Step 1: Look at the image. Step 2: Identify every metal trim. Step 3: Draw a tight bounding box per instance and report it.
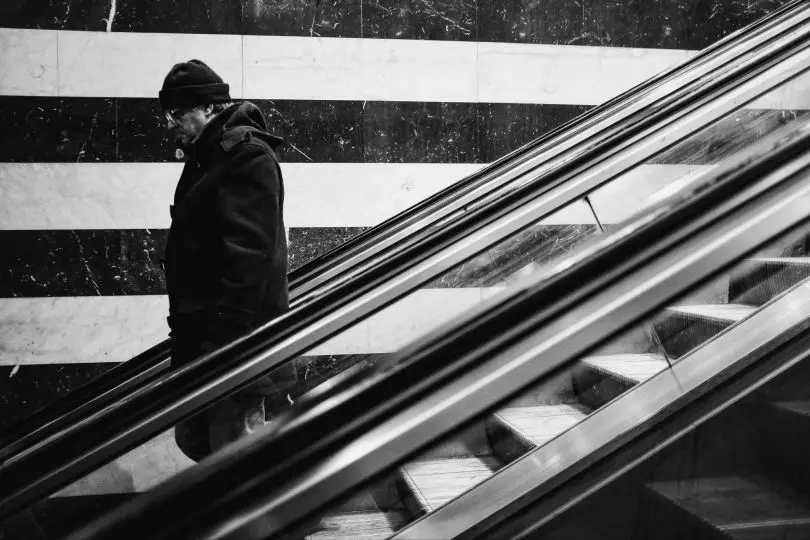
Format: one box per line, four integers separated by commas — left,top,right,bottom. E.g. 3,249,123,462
8,5,802,468
8,17,810,523
199,151,810,539
11,41,810,519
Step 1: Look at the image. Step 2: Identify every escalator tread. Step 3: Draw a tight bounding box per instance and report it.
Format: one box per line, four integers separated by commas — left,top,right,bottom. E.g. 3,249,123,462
307,510,406,540
401,456,499,511
748,257,810,263
582,354,669,384
495,404,587,446
667,304,755,322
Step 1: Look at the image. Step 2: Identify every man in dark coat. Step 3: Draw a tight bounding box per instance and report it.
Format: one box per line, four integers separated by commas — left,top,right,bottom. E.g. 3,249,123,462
159,59,297,461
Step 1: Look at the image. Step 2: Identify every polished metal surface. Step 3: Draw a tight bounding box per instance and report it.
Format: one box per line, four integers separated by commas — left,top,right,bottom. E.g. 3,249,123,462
287,5,810,302
10,53,810,518
8,9,810,521
395,281,810,539
198,153,810,539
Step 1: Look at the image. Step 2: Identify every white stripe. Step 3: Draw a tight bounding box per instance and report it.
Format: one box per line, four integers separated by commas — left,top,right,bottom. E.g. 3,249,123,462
0,163,480,229
0,289,495,366
1,28,694,105
0,163,707,230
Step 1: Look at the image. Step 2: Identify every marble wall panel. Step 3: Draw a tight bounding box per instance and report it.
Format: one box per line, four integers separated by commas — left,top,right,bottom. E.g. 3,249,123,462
0,0,790,52
0,29,58,96
0,227,389,297
0,162,481,230
0,97,589,163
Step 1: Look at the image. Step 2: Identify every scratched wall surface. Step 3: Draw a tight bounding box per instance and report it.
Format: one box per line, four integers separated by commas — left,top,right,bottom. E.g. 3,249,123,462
0,0,790,428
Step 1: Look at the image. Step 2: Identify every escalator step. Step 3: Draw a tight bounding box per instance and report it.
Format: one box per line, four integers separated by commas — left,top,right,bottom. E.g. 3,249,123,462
307,510,406,540
646,475,810,539
494,404,587,446
582,354,669,385
665,304,753,323
654,304,754,359
572,353,668,410
401,456,499,511
729,257,810,306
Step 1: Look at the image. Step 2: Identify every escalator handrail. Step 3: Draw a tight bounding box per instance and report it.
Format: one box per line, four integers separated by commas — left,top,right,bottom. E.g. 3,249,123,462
67,102,810,540
2,13,809,520
3,0,804,467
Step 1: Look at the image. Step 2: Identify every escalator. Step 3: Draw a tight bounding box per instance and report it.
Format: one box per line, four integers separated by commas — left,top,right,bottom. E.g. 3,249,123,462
5,0,807,458
66,72,810,540
3,2,810,539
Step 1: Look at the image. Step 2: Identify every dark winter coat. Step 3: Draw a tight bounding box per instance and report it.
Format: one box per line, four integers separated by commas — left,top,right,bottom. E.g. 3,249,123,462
164,101,294,392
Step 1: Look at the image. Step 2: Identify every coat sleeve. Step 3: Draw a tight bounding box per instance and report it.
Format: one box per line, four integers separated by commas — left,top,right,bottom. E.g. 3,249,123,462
207,143,283,344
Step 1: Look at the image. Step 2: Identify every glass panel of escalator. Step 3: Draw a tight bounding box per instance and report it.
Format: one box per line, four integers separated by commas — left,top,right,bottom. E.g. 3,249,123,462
281,208,810,540
7,17,810,539
3,2,804,480
491,263,810,540
0,199,603,539
518,356,810,540
50,133,810,540
588,60,810,227
7,1,808,460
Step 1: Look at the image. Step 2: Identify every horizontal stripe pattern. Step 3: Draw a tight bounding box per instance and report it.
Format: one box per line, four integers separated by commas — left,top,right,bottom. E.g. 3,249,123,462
0,0,788,50
0,96,590,163
0,220,599,365
1,221,603,297
0,1,796,471
1,29,694,104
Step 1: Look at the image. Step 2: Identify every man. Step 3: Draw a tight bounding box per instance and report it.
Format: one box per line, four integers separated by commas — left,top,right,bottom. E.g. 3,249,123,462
159,59,296,461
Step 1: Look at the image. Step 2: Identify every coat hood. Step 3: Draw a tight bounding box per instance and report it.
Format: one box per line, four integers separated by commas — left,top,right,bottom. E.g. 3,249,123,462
193,101,285,159
220,101,285,151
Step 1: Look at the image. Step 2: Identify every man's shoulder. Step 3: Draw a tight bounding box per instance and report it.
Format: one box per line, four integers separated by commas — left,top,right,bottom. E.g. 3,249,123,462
220,126,283,159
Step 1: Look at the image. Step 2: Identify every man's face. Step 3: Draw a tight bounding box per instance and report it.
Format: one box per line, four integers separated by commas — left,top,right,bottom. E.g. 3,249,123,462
166,105,212,155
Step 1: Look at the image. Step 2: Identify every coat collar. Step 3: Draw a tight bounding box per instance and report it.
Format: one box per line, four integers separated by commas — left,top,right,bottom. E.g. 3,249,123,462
189,103,239,166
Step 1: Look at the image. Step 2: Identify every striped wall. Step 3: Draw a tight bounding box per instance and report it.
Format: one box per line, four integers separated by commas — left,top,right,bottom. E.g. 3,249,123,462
0,0,792,433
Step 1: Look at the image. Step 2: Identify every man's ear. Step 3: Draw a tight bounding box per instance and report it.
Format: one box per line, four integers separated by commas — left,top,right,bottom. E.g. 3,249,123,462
204,104,215,117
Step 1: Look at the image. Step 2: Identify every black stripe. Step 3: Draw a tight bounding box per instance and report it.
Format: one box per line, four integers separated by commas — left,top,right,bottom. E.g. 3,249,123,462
0,225,601,297
0,0,789,49
0,363,114,431
0,354,384,433
0,97,589,164
4,97,806,165
289,227,368,273
0,227,371,298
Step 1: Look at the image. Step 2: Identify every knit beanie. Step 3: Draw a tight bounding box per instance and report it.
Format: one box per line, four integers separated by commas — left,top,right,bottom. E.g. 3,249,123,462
159,59,231,110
